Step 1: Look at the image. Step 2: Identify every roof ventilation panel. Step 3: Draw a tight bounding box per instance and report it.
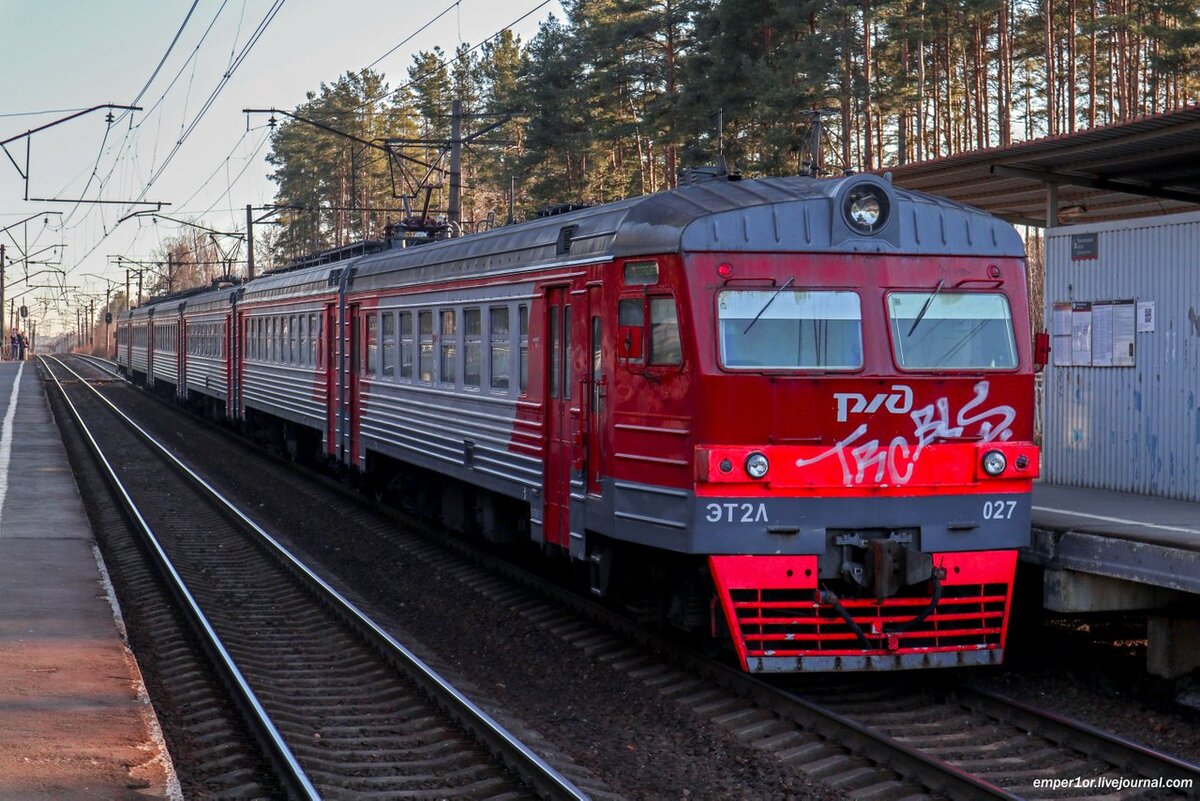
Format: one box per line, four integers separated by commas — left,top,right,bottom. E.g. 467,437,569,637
556,224,578,256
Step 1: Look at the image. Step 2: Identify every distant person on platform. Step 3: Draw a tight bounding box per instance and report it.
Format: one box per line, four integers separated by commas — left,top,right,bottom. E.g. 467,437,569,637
9,331,17,360
18,331,28,360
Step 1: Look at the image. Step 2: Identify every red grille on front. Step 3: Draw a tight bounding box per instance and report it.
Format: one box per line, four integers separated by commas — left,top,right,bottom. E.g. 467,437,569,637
729,583,1008,656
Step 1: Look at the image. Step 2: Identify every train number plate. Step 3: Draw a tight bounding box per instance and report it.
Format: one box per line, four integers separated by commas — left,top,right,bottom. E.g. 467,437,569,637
705,502,769,524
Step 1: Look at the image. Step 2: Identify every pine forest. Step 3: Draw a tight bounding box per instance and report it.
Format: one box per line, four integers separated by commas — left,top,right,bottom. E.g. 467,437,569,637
157,0,1200,274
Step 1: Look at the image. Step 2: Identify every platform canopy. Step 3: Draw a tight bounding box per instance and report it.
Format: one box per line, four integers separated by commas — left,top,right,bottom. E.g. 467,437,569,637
882,105,1200,227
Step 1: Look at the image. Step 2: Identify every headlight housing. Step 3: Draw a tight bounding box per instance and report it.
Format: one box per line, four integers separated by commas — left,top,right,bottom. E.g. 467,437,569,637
745,452,769,479
842,184,890,235
981,449,1007,476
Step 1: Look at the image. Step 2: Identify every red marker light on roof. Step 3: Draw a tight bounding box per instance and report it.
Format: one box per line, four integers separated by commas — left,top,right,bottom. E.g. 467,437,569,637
988,264,1001,278
718,263,734,279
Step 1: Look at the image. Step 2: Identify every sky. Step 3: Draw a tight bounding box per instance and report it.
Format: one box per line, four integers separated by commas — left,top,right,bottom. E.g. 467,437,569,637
0,0,563,335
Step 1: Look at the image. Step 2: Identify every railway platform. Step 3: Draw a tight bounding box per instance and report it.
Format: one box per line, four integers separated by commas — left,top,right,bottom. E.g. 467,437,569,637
0,361,173,799
1026,482,1200,679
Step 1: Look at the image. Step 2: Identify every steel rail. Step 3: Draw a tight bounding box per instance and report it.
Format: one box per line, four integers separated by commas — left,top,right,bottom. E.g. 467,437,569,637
690,666,1020,800
39,356,320,801
71,352,121,376
48,354,590,801
957,684,1200,794
76,352,1200,800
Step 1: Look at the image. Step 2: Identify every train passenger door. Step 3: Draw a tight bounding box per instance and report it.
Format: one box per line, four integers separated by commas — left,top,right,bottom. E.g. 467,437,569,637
147,317,155,387
178,315,188,399
341,303,362,466
585,284,605,496
543,286,573,548
178,321,187,398
323,303,337,456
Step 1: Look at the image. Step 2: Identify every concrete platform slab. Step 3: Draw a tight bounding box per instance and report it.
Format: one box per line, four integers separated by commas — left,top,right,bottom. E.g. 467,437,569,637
1026,482,1200,595
1032,483,1200,550
0,360,173,800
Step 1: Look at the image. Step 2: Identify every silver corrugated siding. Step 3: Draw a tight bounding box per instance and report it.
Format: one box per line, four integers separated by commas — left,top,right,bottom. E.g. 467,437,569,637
1044,210,1200,501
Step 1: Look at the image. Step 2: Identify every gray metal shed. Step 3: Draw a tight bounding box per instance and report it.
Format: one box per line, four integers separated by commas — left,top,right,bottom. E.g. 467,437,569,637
1042,210,1200,501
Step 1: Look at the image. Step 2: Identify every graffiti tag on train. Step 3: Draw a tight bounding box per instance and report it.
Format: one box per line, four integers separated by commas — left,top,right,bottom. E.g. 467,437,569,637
798,380,1016,485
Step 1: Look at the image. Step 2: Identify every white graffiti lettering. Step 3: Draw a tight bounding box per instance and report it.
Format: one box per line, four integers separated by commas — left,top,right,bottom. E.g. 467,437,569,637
800,381,1016,486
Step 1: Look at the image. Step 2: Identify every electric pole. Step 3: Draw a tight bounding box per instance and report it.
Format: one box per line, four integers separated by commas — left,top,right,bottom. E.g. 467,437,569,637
448,98,462,233
246,204,255,280
125,270,131,310
0,243,5,355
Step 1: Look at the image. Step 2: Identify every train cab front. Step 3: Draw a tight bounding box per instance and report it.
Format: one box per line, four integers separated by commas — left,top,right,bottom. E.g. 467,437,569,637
684,175,1040,672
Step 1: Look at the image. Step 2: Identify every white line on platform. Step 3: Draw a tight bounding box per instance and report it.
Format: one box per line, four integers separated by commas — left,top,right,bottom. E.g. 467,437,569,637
0,361,25,533
1032,505,1200,536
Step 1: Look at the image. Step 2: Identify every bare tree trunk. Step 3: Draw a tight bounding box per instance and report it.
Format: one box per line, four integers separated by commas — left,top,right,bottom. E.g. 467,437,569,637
1067,0,1076,131
998,0,1011,145
1089,0,1097,126
1045,0,1056,136
917,0,926,161
863,0,874,170
841,5,853,168
664,0,678,189
944,19,953,154
899,15,909,165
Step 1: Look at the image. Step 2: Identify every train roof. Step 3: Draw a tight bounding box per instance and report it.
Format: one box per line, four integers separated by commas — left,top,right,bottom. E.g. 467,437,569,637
122,173,1025,317
348,173,1024,291
123,283,240,320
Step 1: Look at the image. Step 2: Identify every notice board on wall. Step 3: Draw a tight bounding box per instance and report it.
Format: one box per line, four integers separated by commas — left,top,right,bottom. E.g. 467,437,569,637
1051,299,1136,367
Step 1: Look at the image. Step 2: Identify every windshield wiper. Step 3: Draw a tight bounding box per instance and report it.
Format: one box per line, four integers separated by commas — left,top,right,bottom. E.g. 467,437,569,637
906,278,944,337
743,276,795,335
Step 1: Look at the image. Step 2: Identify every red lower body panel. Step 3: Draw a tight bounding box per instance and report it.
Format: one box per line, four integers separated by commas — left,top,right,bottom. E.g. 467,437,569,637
710,550,1017,672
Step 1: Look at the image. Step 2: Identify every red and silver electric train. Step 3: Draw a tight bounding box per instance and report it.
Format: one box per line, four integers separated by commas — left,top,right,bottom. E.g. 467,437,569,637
115,173,1040,672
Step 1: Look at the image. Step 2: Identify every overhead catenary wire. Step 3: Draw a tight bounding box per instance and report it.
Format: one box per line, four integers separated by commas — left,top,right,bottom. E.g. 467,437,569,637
348,0,554,115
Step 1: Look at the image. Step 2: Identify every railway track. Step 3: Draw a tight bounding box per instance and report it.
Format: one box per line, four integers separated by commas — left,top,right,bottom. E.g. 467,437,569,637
43,355,594,800
56,353,1200,800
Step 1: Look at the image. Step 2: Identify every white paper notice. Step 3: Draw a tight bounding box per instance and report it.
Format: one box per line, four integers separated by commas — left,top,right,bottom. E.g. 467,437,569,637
1114,301,1136,366
1052,303,1072,336
1091,303,1113,367
1136,301,1155,333
1071,305,1092,366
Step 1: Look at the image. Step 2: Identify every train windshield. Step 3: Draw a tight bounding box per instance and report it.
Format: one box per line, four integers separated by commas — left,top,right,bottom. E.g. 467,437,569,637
888,291,1017,369
718,290,863,370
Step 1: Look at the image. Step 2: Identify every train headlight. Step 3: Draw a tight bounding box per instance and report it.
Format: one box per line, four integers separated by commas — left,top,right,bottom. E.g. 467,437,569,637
981,449,1007,476
843,184,890,234
745,452,769,480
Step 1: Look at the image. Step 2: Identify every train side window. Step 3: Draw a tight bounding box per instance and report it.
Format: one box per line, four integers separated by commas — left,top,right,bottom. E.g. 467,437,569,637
519,304,529,394
271,318,278,362
548,305,559,399
366,313,378,376
649,297,682,365
297,315,307,364
418,310,434,382
618,298,645,363
382,312,396,379
312,314,321,366
489,306,509,391
464,308,481,388
399,312,414,380
440,309,457,386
